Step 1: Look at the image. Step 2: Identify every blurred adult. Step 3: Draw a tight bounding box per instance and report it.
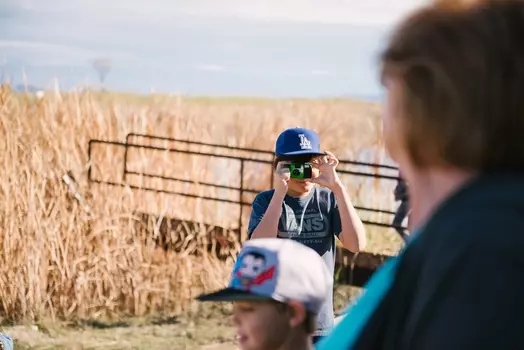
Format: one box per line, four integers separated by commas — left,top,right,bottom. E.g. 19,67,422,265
317,1,524,349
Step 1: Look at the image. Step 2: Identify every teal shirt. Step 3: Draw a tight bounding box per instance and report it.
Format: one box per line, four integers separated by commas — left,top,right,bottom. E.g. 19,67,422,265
316,233,419,350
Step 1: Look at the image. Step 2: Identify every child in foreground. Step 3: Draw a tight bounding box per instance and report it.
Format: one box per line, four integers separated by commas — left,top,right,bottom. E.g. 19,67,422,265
197,237,332,350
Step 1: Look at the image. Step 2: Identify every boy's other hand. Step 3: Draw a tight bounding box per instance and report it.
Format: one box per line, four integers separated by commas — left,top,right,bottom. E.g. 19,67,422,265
311,151,342,190
275,162,290,195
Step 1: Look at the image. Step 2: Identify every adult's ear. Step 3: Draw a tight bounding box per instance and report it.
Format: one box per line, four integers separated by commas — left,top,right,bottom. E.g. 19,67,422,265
286,300,307,328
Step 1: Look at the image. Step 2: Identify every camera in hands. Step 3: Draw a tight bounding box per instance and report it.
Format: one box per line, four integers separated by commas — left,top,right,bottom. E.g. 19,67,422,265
284,163,313,179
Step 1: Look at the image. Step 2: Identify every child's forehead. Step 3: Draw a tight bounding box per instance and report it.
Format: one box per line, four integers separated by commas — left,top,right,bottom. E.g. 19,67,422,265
235,300,265,306
233,300,270,309
234,299,287,310
283,154,323,163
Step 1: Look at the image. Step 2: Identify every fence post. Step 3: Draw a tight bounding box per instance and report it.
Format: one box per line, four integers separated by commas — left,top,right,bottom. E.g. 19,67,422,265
270,154,275,189
123,133,131,182
239,159,244,240
87,140,93,182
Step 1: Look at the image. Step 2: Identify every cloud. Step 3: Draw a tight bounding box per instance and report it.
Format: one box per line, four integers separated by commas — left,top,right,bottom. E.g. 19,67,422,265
0,39,136,66
0,40,87,51
1,0,428,97
196,64,226,72
0,40,98,65
310,69,331,76
177,0,427,26
8,0,427,27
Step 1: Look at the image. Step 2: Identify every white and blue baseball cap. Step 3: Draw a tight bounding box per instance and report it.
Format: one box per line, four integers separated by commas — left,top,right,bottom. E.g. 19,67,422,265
197,238,332,314
275,127,326,157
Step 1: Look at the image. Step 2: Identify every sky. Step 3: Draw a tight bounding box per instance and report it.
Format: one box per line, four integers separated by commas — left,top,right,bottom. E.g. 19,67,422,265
1,0,427,98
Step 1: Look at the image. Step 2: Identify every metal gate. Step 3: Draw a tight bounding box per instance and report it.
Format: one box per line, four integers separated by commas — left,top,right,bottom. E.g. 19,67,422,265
86,133,409,286
88,133,407,234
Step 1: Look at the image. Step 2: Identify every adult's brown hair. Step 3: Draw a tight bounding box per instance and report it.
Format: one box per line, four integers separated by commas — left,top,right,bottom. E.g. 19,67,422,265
380,0,524,172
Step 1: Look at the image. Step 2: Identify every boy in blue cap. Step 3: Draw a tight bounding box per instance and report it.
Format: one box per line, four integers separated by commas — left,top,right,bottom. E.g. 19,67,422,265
247,127,367,342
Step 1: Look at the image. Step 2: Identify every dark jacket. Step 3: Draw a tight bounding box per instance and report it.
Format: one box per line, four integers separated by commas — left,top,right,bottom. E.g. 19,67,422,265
330,173,524,350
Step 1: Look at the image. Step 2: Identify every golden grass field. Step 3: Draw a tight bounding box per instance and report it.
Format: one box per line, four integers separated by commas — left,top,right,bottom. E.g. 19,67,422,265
0,84,404,348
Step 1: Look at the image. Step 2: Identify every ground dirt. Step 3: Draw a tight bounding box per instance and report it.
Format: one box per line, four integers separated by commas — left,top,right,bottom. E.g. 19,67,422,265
1,286,360,350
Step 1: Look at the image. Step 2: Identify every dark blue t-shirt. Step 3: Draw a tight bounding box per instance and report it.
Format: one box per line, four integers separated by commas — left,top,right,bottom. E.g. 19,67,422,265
247,186,342,336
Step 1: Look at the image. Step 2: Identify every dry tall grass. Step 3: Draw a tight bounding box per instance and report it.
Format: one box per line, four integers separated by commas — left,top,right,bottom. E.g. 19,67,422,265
0,84,402,323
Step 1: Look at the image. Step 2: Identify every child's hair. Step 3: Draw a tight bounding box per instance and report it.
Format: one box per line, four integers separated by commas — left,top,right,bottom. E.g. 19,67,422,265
302,311,317,334
273,154,320,170
272,300,317,335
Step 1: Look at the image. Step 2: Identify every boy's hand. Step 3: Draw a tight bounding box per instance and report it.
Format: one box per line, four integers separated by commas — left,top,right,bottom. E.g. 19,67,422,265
274,162,290,196
311,151,342,190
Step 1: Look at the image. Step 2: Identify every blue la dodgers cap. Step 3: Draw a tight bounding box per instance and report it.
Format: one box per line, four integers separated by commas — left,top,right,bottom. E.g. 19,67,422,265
275,127,326,157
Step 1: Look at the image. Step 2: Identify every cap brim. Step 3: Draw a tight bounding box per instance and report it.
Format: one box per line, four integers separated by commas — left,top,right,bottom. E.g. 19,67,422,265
196,287,273,302
276,150,326,156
